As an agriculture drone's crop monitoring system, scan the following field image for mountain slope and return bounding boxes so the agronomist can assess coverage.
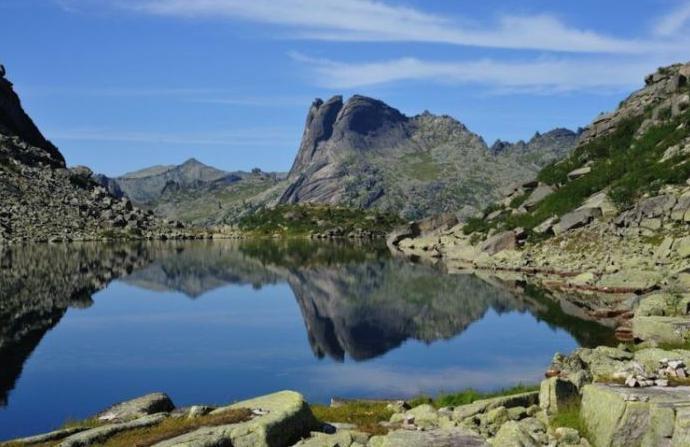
[104,159,287,226]
[279,95,578,219]
[0,67,184,242]
[395,61,690,313]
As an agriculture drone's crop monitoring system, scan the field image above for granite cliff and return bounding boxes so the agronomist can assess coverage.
[279,95,578,219]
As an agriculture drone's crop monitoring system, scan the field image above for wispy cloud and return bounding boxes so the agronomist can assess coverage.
[62,0,666,54]
[290,52,655,93]
[654,1,690,36]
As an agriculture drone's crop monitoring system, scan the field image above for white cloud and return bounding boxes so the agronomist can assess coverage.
[654,1,690,36]
[290,53,655,93]
[77,0,666,54]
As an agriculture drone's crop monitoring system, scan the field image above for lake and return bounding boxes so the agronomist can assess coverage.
[0,240,614,440]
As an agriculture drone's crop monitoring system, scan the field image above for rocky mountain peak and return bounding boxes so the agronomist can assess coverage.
[0,66,64,167]
[337,95,408,134]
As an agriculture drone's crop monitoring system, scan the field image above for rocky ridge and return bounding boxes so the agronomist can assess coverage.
[279,95,578,220]
[0,68,201,243]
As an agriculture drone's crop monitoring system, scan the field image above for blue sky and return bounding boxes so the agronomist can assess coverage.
[2,0,690,176]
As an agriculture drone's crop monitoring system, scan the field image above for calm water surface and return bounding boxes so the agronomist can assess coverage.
[0,240,614,439]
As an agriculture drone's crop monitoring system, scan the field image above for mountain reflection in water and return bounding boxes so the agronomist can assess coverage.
[0,240,615,427]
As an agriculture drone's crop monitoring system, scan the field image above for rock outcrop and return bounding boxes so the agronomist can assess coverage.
[0,69,200,243]
[0,67,63,167]
[279,95,577,219]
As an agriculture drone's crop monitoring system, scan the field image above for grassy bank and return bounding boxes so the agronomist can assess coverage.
[237,204,404,237]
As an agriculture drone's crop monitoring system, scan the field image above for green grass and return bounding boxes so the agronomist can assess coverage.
[311,402,393,435]
[550,400,588,437]
[466,108,690,240]
[408,383,539,409]
[237,204,404,237]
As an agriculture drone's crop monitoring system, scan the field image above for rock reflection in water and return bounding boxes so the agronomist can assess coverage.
[0,239,614,409]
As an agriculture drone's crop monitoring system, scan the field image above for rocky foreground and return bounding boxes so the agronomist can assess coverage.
[7,344,690,446]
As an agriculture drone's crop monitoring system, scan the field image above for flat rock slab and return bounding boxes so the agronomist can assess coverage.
[57,413,168,447]
[369,428,488,447]
[8,427,87,445]
[152,390,317,447]
[581,383,690,447]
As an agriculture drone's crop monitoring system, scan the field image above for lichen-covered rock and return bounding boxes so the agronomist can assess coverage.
[539,377,578,415]
[480,230,517,255]
[58,413,168,447]
[97,392,175,422]
[153,391,318,447]
[555,208,602,234]
[368,428,488,447]
[581,383,690,447]
[490,421,541,447]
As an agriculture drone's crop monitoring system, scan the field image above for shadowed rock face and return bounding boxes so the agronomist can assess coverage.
[0,72,63,167]
[279,95,578,219]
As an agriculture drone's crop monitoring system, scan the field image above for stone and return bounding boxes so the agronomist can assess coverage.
[581,384,690,447]
[523,184,555,209]
[405,404,439,429]
[8,427,88,445]
[97,392,175,422]
[674,236,690,258]
[534,216,558,234]
[480,230,517,255]
[554,427,580,444]
[567,166,592,180]
[368,428,488,447]
[490,421,540,447]
[539,377,578,415]
[452,392,540,422]
[633,315,690,345]
[154,391,318,447]
[292,430,354,447]
[58,413,168,447]
[188,405,213,418]
[555,208,602,234]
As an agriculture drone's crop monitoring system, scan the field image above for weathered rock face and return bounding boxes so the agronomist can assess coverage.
[280,95,577,219]
[581,384,690,447]
[0,69,63,167]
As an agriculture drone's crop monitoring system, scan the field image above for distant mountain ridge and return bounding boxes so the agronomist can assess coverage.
[100,95,579,223]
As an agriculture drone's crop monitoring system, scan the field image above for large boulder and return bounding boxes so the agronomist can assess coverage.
[539,377,578,415]
[581,384,690,447]
[153,391,318,447]
[523,184,555,210]
[58,414,168,447]
[368,428,488,447]
[97,392,175,422]
[555,208,602,234]
[480,231,517,255]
